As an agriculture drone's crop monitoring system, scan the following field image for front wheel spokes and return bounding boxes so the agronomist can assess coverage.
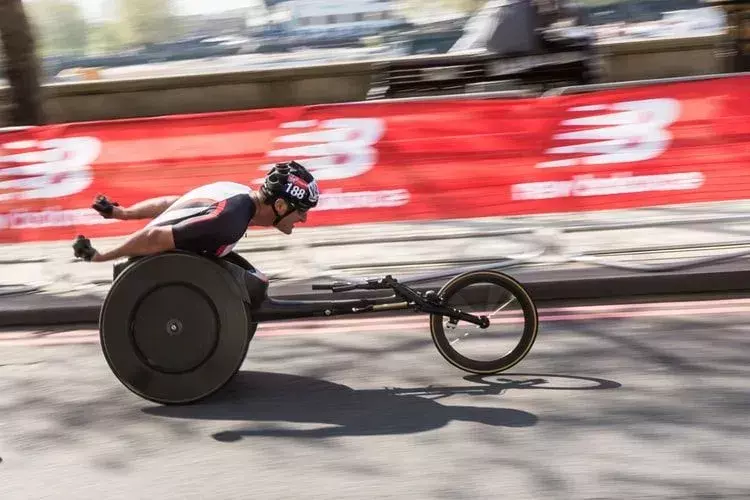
[444,293,516,346]
[450,331,473,346]
[489,295,517,318]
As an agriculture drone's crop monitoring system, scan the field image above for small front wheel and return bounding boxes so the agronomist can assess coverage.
[430,270,538,374]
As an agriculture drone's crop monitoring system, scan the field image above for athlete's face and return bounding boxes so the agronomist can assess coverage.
[274,199,308,234]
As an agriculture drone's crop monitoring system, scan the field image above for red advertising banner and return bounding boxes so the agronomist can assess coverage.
[1,75,749,243]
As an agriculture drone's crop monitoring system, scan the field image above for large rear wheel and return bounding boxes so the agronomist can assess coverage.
[100,252,251,405]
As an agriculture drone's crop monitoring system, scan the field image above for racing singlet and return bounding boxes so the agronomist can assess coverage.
[147,181,256,258]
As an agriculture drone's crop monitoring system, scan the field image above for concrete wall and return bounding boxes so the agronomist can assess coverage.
[1,61,373,124]
[596,33,731,82]
[0,34,734,126]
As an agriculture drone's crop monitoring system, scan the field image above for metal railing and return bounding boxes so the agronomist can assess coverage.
[367,43,595,100]
[542,71,750,96]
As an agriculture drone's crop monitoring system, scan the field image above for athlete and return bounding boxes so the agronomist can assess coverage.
[72,160,319,263]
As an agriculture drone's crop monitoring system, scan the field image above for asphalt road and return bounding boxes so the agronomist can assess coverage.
[1,297,749,500]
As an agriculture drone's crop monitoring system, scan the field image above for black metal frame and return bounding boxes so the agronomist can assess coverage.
[113,251,491,329]
[252,274,489,329]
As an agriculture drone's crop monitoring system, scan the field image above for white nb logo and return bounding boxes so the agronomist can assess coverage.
[0,137,101,201]
[261,118,385,181]
[538,98,681,168]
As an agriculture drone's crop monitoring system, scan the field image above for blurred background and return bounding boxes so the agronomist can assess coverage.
[0,0,737,86]
[1,0,746,127]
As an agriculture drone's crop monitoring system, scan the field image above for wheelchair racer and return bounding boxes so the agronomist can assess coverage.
[73,161,319,263]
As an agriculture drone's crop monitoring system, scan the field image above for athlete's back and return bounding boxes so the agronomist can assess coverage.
[147,181,253,228]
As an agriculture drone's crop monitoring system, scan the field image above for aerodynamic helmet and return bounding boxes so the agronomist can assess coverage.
[260,160,319,224]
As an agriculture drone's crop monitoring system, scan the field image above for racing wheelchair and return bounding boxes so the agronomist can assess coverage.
[99,251,539,405]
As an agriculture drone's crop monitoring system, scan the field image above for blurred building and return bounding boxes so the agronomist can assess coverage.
[181,9,249,38]
[247,0,410,48]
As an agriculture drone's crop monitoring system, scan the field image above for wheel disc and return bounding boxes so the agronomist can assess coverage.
[131,284,219,374]
[100,252,250,405]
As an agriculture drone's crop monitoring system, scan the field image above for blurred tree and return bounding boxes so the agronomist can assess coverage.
[117,0,182,46]
[88,21,127,54]
[25,0,87,56]
[438,0,486,13]
[0,0,44,125]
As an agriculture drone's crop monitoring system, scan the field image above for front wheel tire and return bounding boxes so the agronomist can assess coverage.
[429,270,538,374]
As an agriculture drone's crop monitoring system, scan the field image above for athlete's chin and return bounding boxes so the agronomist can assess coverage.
[278,225,293,235]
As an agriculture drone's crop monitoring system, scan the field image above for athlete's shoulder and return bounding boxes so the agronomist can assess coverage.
[197,181,252,192]
[188,181,253,200]
[207,181,253,191]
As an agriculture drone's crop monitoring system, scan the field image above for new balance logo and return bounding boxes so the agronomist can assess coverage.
[538,98,681,168]
[260,118,385,181]
[0,137,101,202]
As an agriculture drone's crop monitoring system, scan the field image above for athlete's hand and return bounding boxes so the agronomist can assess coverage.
[73,235,98,262]
[92,194,122,219]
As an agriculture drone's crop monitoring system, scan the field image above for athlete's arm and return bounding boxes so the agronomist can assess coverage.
[90,226,176,262]
[120,196,180,220]
[93,195,180,220]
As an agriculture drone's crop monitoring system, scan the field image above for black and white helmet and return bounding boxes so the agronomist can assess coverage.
[261,161,319,223]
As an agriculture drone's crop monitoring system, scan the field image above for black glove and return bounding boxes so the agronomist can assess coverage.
[73,235,96,262]
[92,194,119,219]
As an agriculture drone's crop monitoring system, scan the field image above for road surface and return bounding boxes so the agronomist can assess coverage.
[1,297,749,499]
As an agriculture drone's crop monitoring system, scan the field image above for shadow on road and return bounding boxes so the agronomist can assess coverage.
[143,371,620,441]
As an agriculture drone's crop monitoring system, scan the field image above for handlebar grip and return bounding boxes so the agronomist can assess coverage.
[311,283,334,290]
